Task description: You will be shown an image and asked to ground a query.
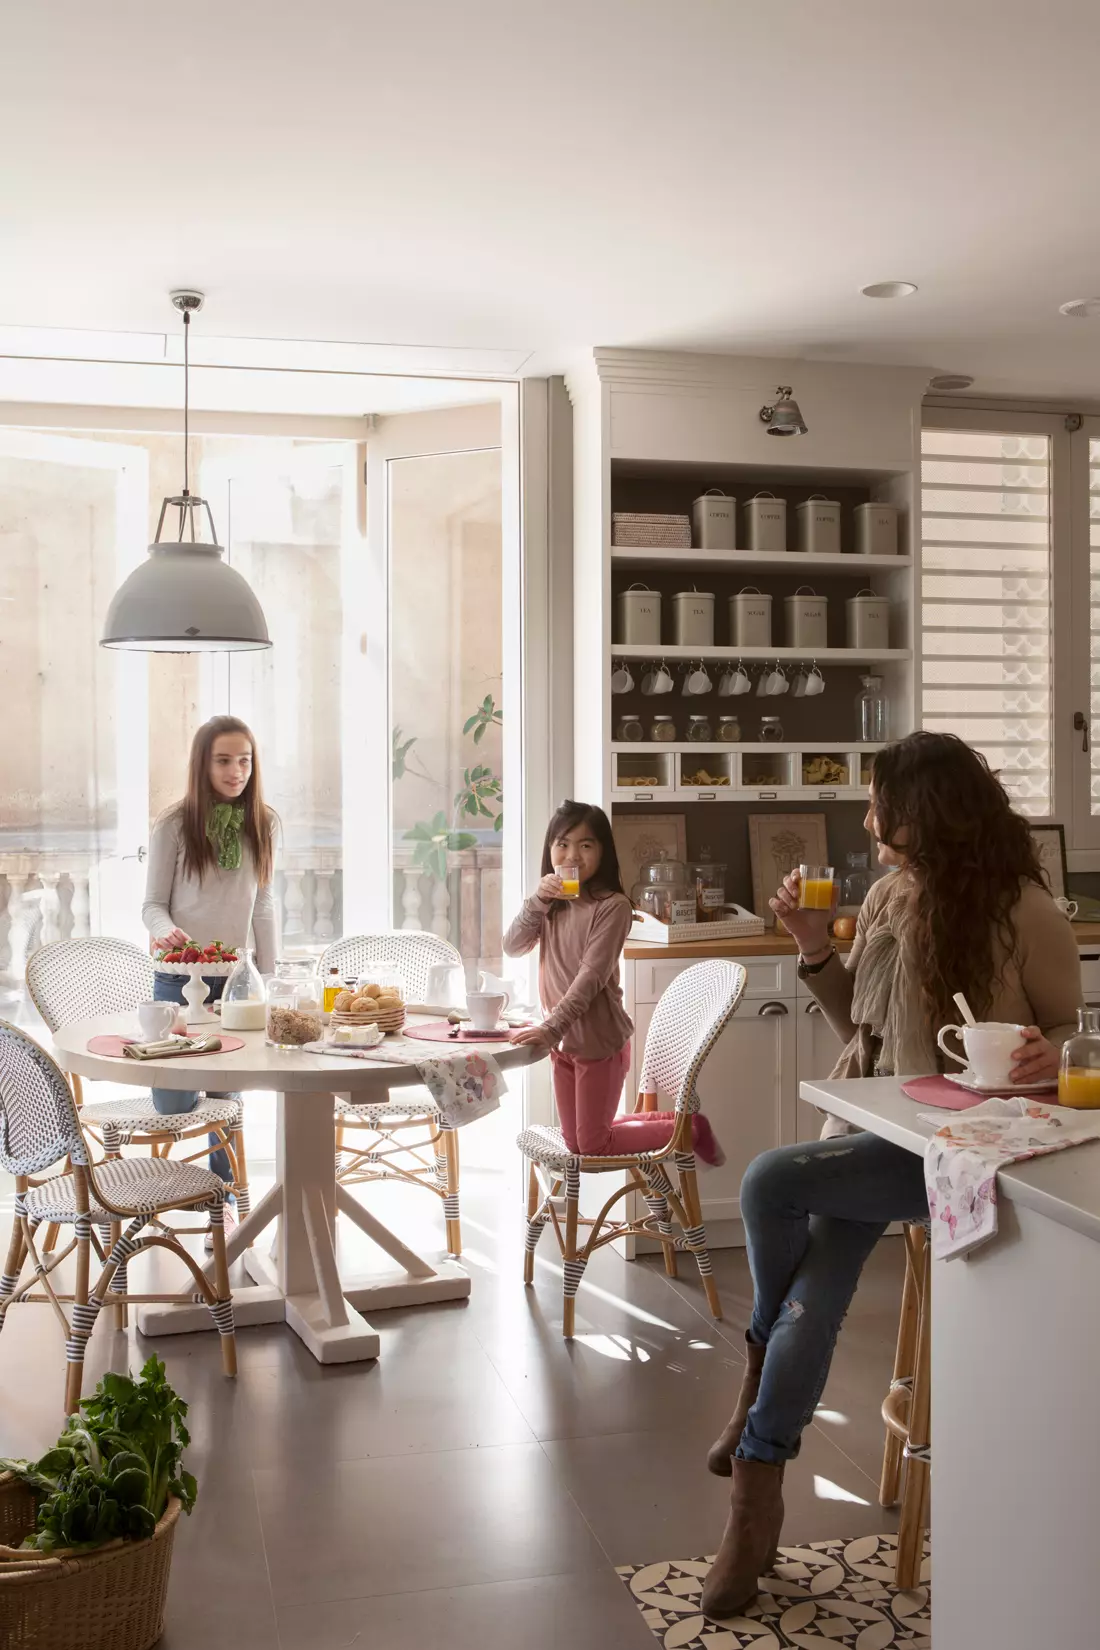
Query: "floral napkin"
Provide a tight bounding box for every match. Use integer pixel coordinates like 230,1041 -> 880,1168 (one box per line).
302,1042 -> 507,1127
920,1096 -> 1100,1260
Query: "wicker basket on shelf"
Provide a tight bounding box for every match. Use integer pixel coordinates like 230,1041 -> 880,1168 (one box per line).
0,1473 -> 181,1650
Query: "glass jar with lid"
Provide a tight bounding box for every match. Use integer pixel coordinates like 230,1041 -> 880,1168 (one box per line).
631,853 -> 697,927
687,713 -> 713,742
841,852 -> 871,908
689,849 -> 727,923
616,713 -> 644,742
266,977 -> 323,1048
857,675 -> 888,742
717,714 -> 741,743
650,714 -> 677,742
1059,1009 -> 1100,1107
760,715 -> 785,743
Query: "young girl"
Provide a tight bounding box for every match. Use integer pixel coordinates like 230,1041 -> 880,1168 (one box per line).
505,800 -> 722,1163
143,715 -> 278,1183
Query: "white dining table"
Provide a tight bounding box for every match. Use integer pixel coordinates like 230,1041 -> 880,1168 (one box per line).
51,1013 -> 543,1365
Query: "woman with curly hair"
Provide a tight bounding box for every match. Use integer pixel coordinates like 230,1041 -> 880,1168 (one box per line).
702,732 -> 1082,1618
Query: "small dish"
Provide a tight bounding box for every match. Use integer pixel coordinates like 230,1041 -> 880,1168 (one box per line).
945,1070 -> 1058,1097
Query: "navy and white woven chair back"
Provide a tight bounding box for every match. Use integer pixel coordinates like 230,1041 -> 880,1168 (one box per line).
26,937 -> 156,1032
639,960 -> 747,1114
0,1019 -> 88,1176
319,932 -> 463,1005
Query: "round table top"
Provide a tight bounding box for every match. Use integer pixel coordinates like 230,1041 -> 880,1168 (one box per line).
51,1013 -> 544,1095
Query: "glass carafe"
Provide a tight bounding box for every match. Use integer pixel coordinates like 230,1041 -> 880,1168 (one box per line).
221,948 -> 267,1031
1059,1009 -> 1100,1108
857,674 -> 888,742
841,852 -> 871,908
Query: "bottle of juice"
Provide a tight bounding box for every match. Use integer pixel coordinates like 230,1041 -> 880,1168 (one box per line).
1058,1009 -> 1100,1108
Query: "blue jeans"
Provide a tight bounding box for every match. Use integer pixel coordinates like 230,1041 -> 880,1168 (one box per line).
737,1132 -> 929,1466
152,973 -> 235,1186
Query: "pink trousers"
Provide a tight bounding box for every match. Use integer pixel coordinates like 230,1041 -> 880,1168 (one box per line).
550,1045 -> 724,1164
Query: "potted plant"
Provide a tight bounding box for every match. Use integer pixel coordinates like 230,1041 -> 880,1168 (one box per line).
0,1354 -> 197,1650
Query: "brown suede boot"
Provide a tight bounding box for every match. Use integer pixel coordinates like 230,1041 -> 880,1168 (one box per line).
706,1335 -> 766,1476
701,1458 -> 785,1620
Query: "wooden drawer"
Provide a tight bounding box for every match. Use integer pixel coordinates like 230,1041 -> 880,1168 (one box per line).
630,953 -> 795,1005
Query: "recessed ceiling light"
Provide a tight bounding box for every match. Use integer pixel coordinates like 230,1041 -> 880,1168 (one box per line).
860,281 -> 918,299
1059,298 -> 1100,319
929,374 -> 975,392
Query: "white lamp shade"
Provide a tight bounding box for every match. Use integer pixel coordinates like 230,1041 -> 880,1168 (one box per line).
101,542 -> 271,652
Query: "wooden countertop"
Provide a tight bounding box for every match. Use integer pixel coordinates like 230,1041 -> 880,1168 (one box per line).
625,919 -> 1100,961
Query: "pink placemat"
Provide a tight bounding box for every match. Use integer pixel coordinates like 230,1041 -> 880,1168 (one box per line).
87,1034 -> 246,1058
404,1020 -> 515,1044
902,1074 -> 1009,1111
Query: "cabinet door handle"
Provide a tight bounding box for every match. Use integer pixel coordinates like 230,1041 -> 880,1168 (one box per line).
758,1000 -> 789,1017
804,1000 -> 823,1016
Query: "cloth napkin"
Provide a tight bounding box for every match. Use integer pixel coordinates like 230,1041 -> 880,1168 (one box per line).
122,1035 -> 223,1061
302,1042 -> 507,1127
921,1096 -> 1100,1261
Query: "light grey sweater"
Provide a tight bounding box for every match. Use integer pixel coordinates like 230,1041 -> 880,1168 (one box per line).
142,808 -> 278,975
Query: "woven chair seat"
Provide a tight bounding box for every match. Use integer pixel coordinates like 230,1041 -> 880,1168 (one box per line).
516,1123 -> 576,1173
24,1155 -> 226,1222
78,1094 -> 243,1140
334,1094 -> 441,1122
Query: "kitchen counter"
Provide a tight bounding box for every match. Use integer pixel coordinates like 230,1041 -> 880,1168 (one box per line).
801,1075 -> 1100,1650
625,917 -> 1100,960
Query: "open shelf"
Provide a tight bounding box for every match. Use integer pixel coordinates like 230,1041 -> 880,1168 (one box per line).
610,644 -> 910,663
611,547 -> 910,572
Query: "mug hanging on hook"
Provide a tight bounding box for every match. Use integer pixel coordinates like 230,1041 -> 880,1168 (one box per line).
610,659 -> 635,695
804,661 -> 825,697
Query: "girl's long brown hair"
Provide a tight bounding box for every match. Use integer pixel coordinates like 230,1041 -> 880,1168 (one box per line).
175,715 -> 275,887
872,732 -> 1045,1029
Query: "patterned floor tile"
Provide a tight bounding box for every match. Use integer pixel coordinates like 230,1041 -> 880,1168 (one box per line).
618,1534 -> 931,1648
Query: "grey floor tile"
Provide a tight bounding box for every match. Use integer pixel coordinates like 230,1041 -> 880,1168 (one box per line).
253,1440 -> 607,1608
277,1565 -> 656,1650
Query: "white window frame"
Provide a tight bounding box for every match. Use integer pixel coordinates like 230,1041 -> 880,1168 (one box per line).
920,405 -> 1100,864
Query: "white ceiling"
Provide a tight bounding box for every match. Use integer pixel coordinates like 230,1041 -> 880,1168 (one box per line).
5,0 -> 1100,401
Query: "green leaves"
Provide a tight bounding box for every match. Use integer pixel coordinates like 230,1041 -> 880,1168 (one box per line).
403,812 -> 478,883
401,696 -> 504,873
462,694 -> 503,747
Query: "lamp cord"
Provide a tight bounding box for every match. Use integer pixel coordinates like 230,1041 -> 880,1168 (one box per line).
183,309 -> 190,499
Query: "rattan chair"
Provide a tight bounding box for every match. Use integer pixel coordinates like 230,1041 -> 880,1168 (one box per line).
519,958 -> 746,1337
25,939 -> 251,1229
879,1220 -> 932,1589
0,1019 -> 236,1413
320,932 -> 468,1255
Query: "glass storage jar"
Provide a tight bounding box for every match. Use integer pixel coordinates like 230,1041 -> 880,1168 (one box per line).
266,977 -> 323,1048
690,850 -> 727,922
760,715 -> 785,742
717,714 -> 742,742
650,714 -> 677,742
687,713 -> 713,742
1059,1009 -> 1100,1108
841,852 -> 871,908
631,853 -> 697,926
221,949 -> 267,1031
616,713 -> 644,742
857,674 -> 888,742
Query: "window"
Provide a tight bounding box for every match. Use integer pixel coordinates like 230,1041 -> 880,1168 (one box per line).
921,426 -> 1054,817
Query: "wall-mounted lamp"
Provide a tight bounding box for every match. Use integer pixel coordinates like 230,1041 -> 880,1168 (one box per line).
758,387 -> 808,438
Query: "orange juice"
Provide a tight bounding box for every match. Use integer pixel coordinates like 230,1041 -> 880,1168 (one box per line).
559,869 -> 580,899
799,878 -> 834,911
1058,1067 -> 1100,1108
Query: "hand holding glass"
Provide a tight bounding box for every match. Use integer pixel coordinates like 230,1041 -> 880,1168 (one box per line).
558,864 -> 581,899
798,865 -> 835,911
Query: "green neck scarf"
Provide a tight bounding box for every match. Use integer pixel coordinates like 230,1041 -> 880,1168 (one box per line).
207,803 -> 246,870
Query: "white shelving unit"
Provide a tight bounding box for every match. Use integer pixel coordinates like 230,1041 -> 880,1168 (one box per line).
610,644 -> 910,663
611,547 -> 912,572
612,743 -> 881,803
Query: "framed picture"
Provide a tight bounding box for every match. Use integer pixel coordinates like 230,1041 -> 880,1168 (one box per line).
1030,823 -> 1068,900
612,812 -> 687,897
749,813 -> 829,929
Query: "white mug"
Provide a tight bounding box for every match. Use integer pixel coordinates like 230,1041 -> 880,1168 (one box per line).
936,1020 -> 1025,1087
1055,896 -> 1079,919
137,1001 -> 177,1041
764,665 -> 789,696
465,990 -> 509,1032
729,663 -> 752,696
651,663 -> 674,695
610,663 -> 635,694
683,664 -> 712,696
804,663 -> 825,697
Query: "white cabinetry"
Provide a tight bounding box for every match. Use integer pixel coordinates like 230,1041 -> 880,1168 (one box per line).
794,997 -> 847,1141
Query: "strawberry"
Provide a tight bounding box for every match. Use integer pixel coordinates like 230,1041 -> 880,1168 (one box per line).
163,950 -> 183,964
181,946 -> 201,964
201,947 -> 219,961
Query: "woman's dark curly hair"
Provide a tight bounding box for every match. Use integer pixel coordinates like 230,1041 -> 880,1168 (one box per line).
871,732 -> 1045,1030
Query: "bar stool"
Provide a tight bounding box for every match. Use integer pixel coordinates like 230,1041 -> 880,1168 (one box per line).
879,1220 -> 931,1589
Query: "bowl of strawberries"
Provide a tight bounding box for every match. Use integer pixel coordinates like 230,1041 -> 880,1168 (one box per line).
154,938 -> 241,978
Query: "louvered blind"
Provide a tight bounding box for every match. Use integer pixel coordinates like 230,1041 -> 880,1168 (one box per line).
921,429 -> 1052,817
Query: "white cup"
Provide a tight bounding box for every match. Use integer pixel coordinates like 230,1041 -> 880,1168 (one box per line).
137,1001 -> 177,1041
682,665 -> 712,696
651,663 -> 674,694
610,663 -> 635,694
729,664 -> 752,696
1055,896 -> 1079,919
804,664 -> 825,696
936,1020 -> 1025,1087
465,989 -> 509,1032
764,666 -> 789,696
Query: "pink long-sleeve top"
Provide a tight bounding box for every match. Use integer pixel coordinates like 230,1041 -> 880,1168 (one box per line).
503,889 -> 634,1059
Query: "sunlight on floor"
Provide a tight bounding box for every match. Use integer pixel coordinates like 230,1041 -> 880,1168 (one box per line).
532,1252 -> 681,1331
814,1474 -> 870,1506
813,1407 -> 850,1426
573,1332 -> 651,1363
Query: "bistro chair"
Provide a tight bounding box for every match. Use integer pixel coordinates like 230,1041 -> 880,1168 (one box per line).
879,1219 -> 932,1589
25,938 -> 252,1238
320,932 -> 468,1255
0,1019 -> 236,1414
518,958 -> 746,1337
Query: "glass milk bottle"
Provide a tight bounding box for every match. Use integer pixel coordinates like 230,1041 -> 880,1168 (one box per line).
1059,1009 -> 1100,1108
220,949 -> 266,1031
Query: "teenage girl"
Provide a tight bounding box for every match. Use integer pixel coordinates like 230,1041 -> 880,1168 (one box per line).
143,715 -> 278,1185
505,800 -> 722,1163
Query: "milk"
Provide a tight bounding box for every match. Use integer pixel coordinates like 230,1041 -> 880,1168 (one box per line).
221,999 -> 266,1032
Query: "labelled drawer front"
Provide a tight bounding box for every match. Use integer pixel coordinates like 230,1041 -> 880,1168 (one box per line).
1080,950 -> 1100,1001
632,953 -> 795,1005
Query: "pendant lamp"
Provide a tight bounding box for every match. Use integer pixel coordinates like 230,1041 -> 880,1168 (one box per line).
101,292 -> 272,652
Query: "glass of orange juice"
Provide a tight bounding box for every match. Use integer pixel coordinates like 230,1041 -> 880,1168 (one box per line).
798,864 -> 835,911
559,864 -> 581,900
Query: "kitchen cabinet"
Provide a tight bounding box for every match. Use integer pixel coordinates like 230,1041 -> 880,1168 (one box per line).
794,998 -> 846,1141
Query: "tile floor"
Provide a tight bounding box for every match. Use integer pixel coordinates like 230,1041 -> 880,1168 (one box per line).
0,1142 -> 904,1650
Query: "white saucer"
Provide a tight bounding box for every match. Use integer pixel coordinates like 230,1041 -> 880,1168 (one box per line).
946,1070 -> 1058,1097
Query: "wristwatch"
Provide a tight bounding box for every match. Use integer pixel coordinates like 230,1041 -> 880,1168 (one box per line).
797,946 -> 836,978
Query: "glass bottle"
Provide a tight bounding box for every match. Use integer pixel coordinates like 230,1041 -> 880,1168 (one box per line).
323,966 -> 343,1014
1059,1009 -> 1100,1108
841,852 -> 871,908
857,674 -> 888,742
221,948 -> 267,1031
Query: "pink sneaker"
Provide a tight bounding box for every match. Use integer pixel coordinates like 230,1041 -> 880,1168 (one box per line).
690,1113 -> 726,1168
